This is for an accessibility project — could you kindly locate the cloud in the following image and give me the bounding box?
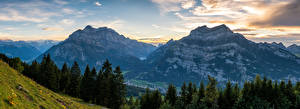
[151,0,190,13]
[0,9,47,22]
[53,0,68,5]
[62,8,74,14]
[42,27,64,31]
[233,28,256,32]
[152,24,160,29]
[60,19,75,25]
[181,0,196,9]
[251,0,300,27]
[95,1,102,7]
[248,33,300,45]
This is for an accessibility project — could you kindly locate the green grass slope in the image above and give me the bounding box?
[0,61,104,109]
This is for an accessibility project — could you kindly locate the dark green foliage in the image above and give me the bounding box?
[180,82,188,107]
[204,76,218,109]
[165,84,177,106]
[39,54,60,92]
[1,53,128,108]
[95,60,126,109]
[187,82,194,105]
[80,65,96,102]
[68,61,81,97]
[140,89,162,109]
[59,63,71,93]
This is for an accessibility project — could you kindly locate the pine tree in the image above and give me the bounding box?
[222,81,234,109]
[180,82,187,107]
[198,81,205,103]
[95,69,105,105]
[40,54,59,91]
[29,61,40,81]
[187,82,194,105]
[59,63,71,93]
[80,65,92,102]
[112,66,126,109]
[141,88,151,109]
[165,84,177,106]
[68,61,81,97]
[204,75,218,109]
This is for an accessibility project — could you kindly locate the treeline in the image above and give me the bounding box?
[0,54,126,109]
[124,76,300,109]
[2,53,300,109]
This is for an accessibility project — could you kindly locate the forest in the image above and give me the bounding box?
[1,53,300,109]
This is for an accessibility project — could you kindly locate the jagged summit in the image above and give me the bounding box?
[82,25,115,32]
[190,24,232,35]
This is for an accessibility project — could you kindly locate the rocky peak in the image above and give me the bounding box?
[68,25,123,41]
[190,24,232,36]
[271,42,286,49]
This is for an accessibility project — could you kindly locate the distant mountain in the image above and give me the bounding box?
[0,40,59,62]
[287,44,300,57]
[23,40,60,53]
[127,24,300,86]
[36,25,156,70]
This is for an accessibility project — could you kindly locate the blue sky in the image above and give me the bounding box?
[0,0,300,45]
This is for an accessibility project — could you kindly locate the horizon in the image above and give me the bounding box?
[0,0,300,46]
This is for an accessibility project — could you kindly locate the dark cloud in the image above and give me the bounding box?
[251,0,300,27]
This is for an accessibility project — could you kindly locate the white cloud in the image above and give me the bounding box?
[60,19,75,25]
[53,0,68,5]
[151,0,185,13]
[0,9,47,22]
[95,1,102,7]
[181,0,196,9]
[152,24,160,29]
[62,8,74,14]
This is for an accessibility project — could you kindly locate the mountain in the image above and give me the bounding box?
[287,44,300,57]
[127,24,300,86]
[23,40,60,53]
[36,25,156,70]
[0,60,103,109]
[0,40,59,62]
[0,40,41,62]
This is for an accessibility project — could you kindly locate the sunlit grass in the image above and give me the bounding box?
[0,61,104,109]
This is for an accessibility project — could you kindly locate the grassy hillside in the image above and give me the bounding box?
[0,61,104,109]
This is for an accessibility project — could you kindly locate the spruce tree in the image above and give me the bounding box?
[187,82,194,105]
[59,63,71,93]
[68,61,81,97]
[204,76,218,109]
[223,81,234,109]
[80,65,93,102]
[40,54,59,91]
[180,82,187,107]
[112,66,126,109]
[165,84,177,106]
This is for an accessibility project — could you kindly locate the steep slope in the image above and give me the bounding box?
[0,61,103,109]
[287,44,300,57]
[132,24,300,86]
[36,25,156,70]
[0,40,41,62]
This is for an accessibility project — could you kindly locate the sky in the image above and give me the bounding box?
[0,0,300,46]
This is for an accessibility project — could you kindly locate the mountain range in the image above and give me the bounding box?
[35,24,300,88]
[127,25,300,86]
[36,25,156,70]
[0,40,59,62]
